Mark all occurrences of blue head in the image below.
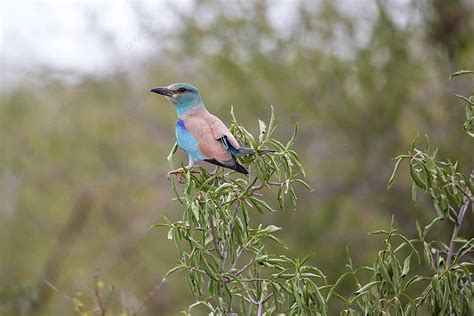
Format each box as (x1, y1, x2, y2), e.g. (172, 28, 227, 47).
(150, 83, 203, 117)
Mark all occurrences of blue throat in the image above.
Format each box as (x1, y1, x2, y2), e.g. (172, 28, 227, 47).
(174, 95, 204, 118)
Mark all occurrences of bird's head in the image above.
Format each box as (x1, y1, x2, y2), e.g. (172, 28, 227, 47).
(150, 83, 203, 116)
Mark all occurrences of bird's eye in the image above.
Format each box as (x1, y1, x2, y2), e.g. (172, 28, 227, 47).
(178, 88, 187, 93)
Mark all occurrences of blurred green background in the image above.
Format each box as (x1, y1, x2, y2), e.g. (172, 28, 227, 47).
(1, 0, 473, 315)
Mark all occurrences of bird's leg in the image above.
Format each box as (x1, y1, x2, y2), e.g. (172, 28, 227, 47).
(167, 154, 199, 182)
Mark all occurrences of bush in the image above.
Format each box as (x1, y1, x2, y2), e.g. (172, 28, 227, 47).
(60, 71, 472, 315)
(157, 71, 473, 315)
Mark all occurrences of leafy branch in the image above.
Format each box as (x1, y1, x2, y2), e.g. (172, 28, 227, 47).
(156, 106, 325, 315)
(153, 71, 473, 316)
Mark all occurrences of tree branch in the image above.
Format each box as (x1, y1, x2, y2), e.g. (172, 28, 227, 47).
(257, 293, 273, 316)
(208, 213, 225, 261)
(132, 278, 167, 316)
(446, 195, 471, 265)
(94, 274, 107, 316)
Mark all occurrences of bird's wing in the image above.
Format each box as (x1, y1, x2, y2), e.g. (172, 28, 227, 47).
(206, 114, 241, 150)
(183, 113, 236, 168)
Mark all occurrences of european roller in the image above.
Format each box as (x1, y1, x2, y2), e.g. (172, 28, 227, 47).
(150, 83, 268, 179)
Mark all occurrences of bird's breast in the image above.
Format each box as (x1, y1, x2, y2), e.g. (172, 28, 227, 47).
(175, 119, 206, 160)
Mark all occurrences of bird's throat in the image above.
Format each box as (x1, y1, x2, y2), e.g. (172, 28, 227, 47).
(176, 103, 205, 119)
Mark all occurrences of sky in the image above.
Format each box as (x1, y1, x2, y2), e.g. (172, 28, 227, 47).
(0, 0, 416, 88)
(1, 0, 187, 86)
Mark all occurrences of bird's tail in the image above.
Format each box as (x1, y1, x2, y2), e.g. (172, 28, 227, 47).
(233, 161, 249, 174)
(235, 147, 255, 155)
(233, 147, 275, 156)
(258, 148, 276, 154)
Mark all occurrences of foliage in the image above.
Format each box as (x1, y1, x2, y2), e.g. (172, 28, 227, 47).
(155, 107, 325, 315)
(329, 71, 473, 315)
(1, 1, 473, 315)
(159, 72, 473, 315)
(450, 70, 474, 137)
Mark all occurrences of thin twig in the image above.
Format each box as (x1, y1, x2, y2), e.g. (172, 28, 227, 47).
(132, 278, 167, 316)
(173, 224, 207, 231)
(240, 278, 267, 282)
(236, 261, 253, 277)
(267, 181, 284, 186)
(231, 247, 244, 270)
(447, 167, 472, 267)
(41, 278, 74, 303)
(379, 227, 395, 310)
(228, 203, 240, 242)
(94, 274, 107, 316)
(208, 210, 230, 313)
(209, 213, 225, 261)
(455, 183, 473, 201)
(447, 196, 471, 266)
(250, 183, 264, 194)
(257, 293, 273, 316)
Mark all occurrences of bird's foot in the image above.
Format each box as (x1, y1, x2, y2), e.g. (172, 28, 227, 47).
(167, 167, 199, 182)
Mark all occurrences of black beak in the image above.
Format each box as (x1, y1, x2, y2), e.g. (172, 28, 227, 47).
(150, 87, 173, 97)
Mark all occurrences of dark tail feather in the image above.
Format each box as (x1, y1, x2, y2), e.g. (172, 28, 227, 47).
(204, 159, 249, 175)
(236, 147, 255, 155)
(233, 147, 275, 156)
(233, 161, 249, 174)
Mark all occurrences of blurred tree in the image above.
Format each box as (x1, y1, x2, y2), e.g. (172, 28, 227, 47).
(1, 0, 473, 315)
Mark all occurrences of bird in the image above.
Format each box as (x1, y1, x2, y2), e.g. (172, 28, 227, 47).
(150, 83, 269, 179)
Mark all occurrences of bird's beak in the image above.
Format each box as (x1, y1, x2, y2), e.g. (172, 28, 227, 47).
(150, 87, 174, 97)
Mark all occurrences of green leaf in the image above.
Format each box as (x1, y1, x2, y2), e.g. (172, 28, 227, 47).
(388, 156, 406, 189)
(165, 264, 185, 277)
(258, 119, 267, 144)
(411, 182, 417, 202)
(379, 262, 395, 289)
(423, 216, 443, 238)
(201, 258, 220, 281)
(171, 181, 184, 206)
(450, 70, 474, 79)
(167, 142, 179, 167)
(267, 105, 276, 140)
(268, 139, 286, 151)
(326, 271, 353, 302)
(187, 300, 215, 313)
(261, 225, 282, 234)
(287, 150, 306, 177)
(393, 233, 420, 264)
(416, 220, 423, 240)
(455, 238, 474, 263)
(455, 93, 474, 105)
(401, 253, 412, 277)
(348, 281, 381, 304)
(409, 163, 426, 189)
(293, 178, 313, 191)
(249, 197, 277, 213)
(214, 182, 234, 195)
(287, 123, 298, 149)
(409, 135, 419, 155)
(267, 234, 289, 249)
(190, 203, 200, 222)
(402, 275, 426, 292)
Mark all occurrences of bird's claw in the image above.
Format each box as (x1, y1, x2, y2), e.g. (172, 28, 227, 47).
(167, 167, 199, 183)
(167, 168, 184, 182)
